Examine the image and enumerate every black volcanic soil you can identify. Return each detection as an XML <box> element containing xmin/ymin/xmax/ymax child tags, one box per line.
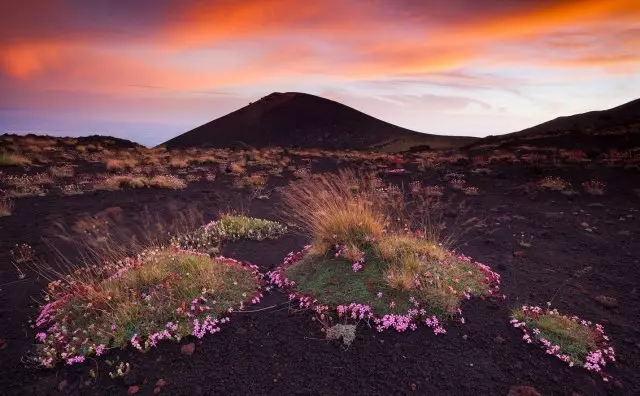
<box><xmin>1</xmin><ymin>158</ymin><xmax>640</xmax><ymax>395</ymax></box>
<box><xmin>161</xmin><ymin>92</ymin><xmax>476</xmax><ymax>151</ymax></box>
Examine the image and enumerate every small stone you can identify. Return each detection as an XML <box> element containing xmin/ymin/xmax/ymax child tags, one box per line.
<box><xmin>154</xmin><ymin>387</ymin><xmax>162</xmax><ymax>394</ymax></box>
<box><xmin>410</xmin><ymin>383</ymin><xmax>417</xmax><ymax>391</ymax></box>
<box><xmin>181</xmin><ymin>343</ymin><xmax>195</xmax><ymax>356</ymax></box>
<box><xmin>156</xmin><ymin>379</ymin><xmax>166</xmax><ymax>387</ymax></box>
<box><xmin>580</xmin><ymin>222</ymin><xmax>589</xmax><ymax>228</ymax></box>
<box><xmin>58</xmin><ymin>380</ymin><xmax>68</xmax><ymax>392</ymax></box>
<box><xmin>127</xmin><ymin>386</ymin><xmax>140</xmax><ymax>395</ymax></box>
<box><xmin>594</xmin><ymin>295</ymin><xmax>618</xmax><ymax>309</ymax></box>
<box><xmin>462</xmin><ymin>335</ymin><xmax>468</xmax><ymax>340</ymax></box>
<box><xmin>584</xmin><ymin>228</ymin><xmax>593</xmax><ymax>232</ymax></box>
<box><xmin>494</xmin><ymin>336</ymin><xmax>505</xmax><ymax>344</ymax></box>
<box><xmin>508</xmin><ymin>385</ymin><xmax>541</xmax><ymax>396</ymax></box>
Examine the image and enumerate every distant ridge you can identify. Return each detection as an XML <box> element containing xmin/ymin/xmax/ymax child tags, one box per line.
<box><xmin>467</xmin><ymin>98</ymin><xmax>640</xmax><ymax>151</ymax></box>
<box><xmin>161</xmin><ymin>92</ymin><xmax>477</xmax><ymax>152</ymax></box>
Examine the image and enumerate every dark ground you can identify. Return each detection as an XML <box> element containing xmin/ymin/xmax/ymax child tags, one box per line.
<box><xmin>1</xmin><ymin>158</ymin><xmax>639</xmax><ymax>395</ymax></box>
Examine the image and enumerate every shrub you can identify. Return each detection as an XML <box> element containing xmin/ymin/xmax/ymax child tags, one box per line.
<box><xmin>49</xmin><ymin>165</ymin><xmax>75</xmax><ymax>178</ymax></box>
<box><xmin>95</xmin><ymin>175</ymin><xmax>186</xmax><ymax>190</ymax></box>
<box><xmin>105</xmin><ymin>158</ymin><xmax>138</xmax><ymax>171</ymax></box>
<box><xmin>271</xmin><ymin>171</ymin><xmax>500</xmax><ymax>336</ymax></box>
<box><xmin>281</xmin><ymin>171</ymin><xmax>386</xmax><ymax>254</ymax></box>
<box><xmin>0</xmin><ymin>152</ymin><xmax>31</xmax><ymax>166</ymax></box>
<box><xmin>0</xmin><ymin>195</ymin><xmax>13</xmax><ymax>217</ymax></box>
<box><xmin>170</xmin><ymin>214</ymin><xmax>287</xmax><ymax>255</ymax></box>
<box><xmin>4</xmin><ymin>174</ymin><xmax>50</xmax><ymax>197</ymax></box>
<box><xmin>511</xmin><ymin>305</ymin><xmax>615</xmax><ymax>379</ymax></box>
<box><xmin>462</xmin><ymin>186</ymin><xmax>479</xmax><ymax>196</ymax></box>
<box><xmin>147</xmin><ymin>175</ymin><xmax>187</xmax><ymax>189</ymax></box>
<box><xmin>581</xmin><ymin>179</ymin><xmax>605</xmax><ymax>195</ymax></box>
<box><xmin>33</xmin><ymin>248</ymin><xmax>263</xmax><ymax>367</ymax></box>
<box><xmin>539</xmin><ymin>176</ymin><xmax>571</xmax><ymax>191</ymax></box>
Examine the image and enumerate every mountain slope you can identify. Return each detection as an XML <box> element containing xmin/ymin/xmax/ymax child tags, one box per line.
<box><xmin>161</xmin><ymin>92</ymin><xmax>476</xmax><ymax>151</ymax></box>
<box><xmin>467</xmin><ymin>98</ymin><xmax>640</xmax><ymax>151</ymax></box>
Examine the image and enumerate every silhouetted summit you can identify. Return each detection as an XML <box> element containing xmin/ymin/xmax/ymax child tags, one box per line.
<box><xmin>162</xmin><ymin>92</ymin><xmax>476</xmax><ymax>151</ymax></box>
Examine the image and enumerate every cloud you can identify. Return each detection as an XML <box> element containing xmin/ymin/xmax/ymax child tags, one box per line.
<box><xmin>0</xmin><ymin>0</ymin><xmax>638</xmax><ymax>139</ymax></box>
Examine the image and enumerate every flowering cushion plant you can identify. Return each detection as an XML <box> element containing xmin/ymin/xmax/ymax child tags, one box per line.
<box><xmin>510</xmin><ymin>305</ymin><xmax>615</xmax><ymax>380</ymax></box>
<box><xmin>268</xmin><ymin>233</ymin><xmax>501</xmax><ymax>336</ymax></box>
<box><xmin>34</xmin><ymin>248</ymin><xmax>263</xmax><ymax>368</ymax></box>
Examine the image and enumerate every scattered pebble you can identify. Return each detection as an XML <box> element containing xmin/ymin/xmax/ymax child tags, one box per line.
<box><xmin>181</xmin><ymin>343</ymin><xmax>195</xmax><ymax>356</ymax></box>
<box><xmin>508</xmin><ymin>385</ymin><xmax>541</xmax><ymax>396</ymax></box>
<box><xmin>595</xmin><ymin>295</ymin><xmax>618</xmax><ymax>309</ymax></box>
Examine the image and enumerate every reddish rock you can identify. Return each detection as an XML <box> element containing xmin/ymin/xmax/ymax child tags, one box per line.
<box><xmin>127</xmin><ymin>385</ymin><xmax>140</xmax><ymax>395</ymax></box>
<box><xmin>181</xmin><ymin>343</ymin><xmax>195</xmax><ymax>356</ymax></box>
<box><xmin>156</xmin><ymin>379</ymin><xmax>166</xmax><ymax>387</ymax></box>
<box><xmin>508</xmin><ymin>386</ymin><xmax>541</xmax><ymax>396</ymax></box>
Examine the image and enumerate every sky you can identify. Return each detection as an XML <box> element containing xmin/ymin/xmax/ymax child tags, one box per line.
<box><xmin>1</xmin><ymin>0</ymin><xmax>639</xmax><ymax>146</ymax></box>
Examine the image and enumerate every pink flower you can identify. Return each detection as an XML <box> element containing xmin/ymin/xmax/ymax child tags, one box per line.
<box><xmin>35</xmin><ymin>332</ymin><xmax>47</xmax><ymax>342</ymax></box>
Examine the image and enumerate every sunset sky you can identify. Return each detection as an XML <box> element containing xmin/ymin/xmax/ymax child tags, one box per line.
<box><xmin>1</xmin><ymin>0</ymin><xmax>639</xmax><ymax>146</ymax></box>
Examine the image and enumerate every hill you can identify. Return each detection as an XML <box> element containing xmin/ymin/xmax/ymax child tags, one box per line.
<box><xmin>161</xmin><ymin>92</ymin><xmax>477</xmax><ymax>152</ymax></box>
<box><xmin>467</xmin><ymin>98</ymin><xmax>640</xmax><ymax>152</ymax></box>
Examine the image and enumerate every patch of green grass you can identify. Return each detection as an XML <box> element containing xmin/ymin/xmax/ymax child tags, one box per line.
<box><xmin>35</xmin><ymin>249</ymin><xmax>262</xmax><ymax>367</ymax></box>
<box><xmin>285</xmin><ymin>239</ymin><xmax>493</xmax><ymax>319</ymax></box>
<box><xmin>512</xmin><ymin>308</ymin><xmax>597</xmax><ymax>365</ymax></box>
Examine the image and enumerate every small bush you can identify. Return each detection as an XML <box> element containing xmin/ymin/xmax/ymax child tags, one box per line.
<box><xmin>170</xmin><ymin>215</ymin><xmax>287</xmax><ymax>254</ymax></box>
<box><xmin>105</xmin><ymin>158</ymin><xmax>138</xmax><ymax>171</ymax></box>
<box><xmin>49</xmin><ymin>165</ymin><xmax>74</xmax><ymax>178</ymax></box>
<box><xmin>582</xmin><ymin>179</ymin><xmax>605</xmax><ymax>195</ymax></box>
<box><xmin>539</xmin><ymin>176</ymin><xmax>571</xmax><ymax>191</ymax></box>
<box><xmin>281</xmin><ymin>171</ymin><xmax>386</xmax><ymax>254</ymax></box>
<box><xmin>0</xmin><ymin>195</ymin><xmax>13</xmax><ymax>217</ymax></box>
<box><xmin>0</xmin><ymin>152</ymin><xmax>31</xmax><ymax>166</ymax></box>
<box><xmin>34</xmin><ymin>248</ymin><xmax>263</xmax><ymax>367</ymax></box>
<box><xmin>511</xmin><ymin>305</ymin><xmax>615</xmax><ymax>379</ymax></box>
<box><xmin>95</xmin><ymin>175</ymin><xmax>186</xmax><ymax>190</ymax></box>
<box><xmin>271</xmin><ymin>171</ymin><xmax>500</xmax><ymax>336</ymax></box>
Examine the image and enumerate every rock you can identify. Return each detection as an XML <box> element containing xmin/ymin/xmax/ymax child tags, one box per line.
<box><xmin>462</xmin><ymin>335</ymin><xmax>468</xmax><ymax>340</ymax></box>
<box><xmin>584</xmin><ymin>228</ymin><xmax>593</xmax><ymax>232</ymax></box>
<box><xmin>154</xmin><ymin>387</ymin><xmax>162</xmax><ymax>394</ymax></box>
<box><xmin>156</xmin><ymin>379</ymin><xmax>166</xmax><ymax>387</ymax></box>
<box><xmin>580</xmin><ymin>222</ymin><xmax>589</xmax><ymax>228</ymax></box>
<box><xmin>494</xmin><ymin>336</ymin><xmax>505</xmax><ymax>344</ymax></box>
<box><xmin>508</xmin><ymin>386</ymin><xmax>541</xmax><ymax>396</ymax></box>
<box><xmin>513</xmin><ymin>251</ymin><xmax>524</xmax><ymax>258</ymax></box>
<box><xmin>617</xmin><ymin>230</ymin><xmax>631</xmax><ymax>236</ymax></box>
<box><xmin>124</xmin><ymin>371</ymin><xmax>138</xmax><ymax>386</ymax></box>
<box><xmin>58</xmin><ymin>380</ymin><xmax>68</xmax><ymax>392</ymax></box>
<box><xmin>587</xmin><ymin>203</ymin><xmax>603</xmax><ymax>208</ymax></box>
<box><xmin>595</xmin><ymin>295</ymin><xmax>618</xmax><ymax>309</ymax></box>
<box><xmin>181</xmin><ymin>343</ymin><xmax>195</xmax><ymax>356</ymax></box>
<box><xmin>127</xmin><ymin>386</ymin><xmax>140</xmax><ymax>395</ymax></box>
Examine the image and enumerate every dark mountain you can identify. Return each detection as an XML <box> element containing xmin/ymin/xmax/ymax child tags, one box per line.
<box><xmin>161</xmin><ymin>92</ymin><xmax>477</xmax><ymax>151</ymax></box>
<box><xmin>467</xmin><ymin>98</ymin><xmax>640</xmax><ymax>152</ymax></box>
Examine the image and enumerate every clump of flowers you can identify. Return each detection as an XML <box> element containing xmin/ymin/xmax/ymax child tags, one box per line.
<box><xmin>423</xmin><ymin>185</ymin><xmax>444</xmax><ymax>197</ymax></box>
<box><xmin>33</xmin><ymin>248</ymin><xmax>263</xmax><ymax>368</ymax></box>
<box><xmin>539</xmin><ymin>176</ymin><xmax>571</xmax><ymax>191</ymax></box>
<box><xmin>170</xmin><ymin>214</ymin><xmax>287</xmax><ymax>254</ymax></box>
<box><xmin>510</xmin><ymin>305</ymin><xmax>615</xmax><ymax>380</ymax></box>
<box><xmin>462</xmin><ymin>186</ymin><xmax>479</xmax><ymax>196</ymax></box>
<box><xmin>581</xmin><ymin>179</ymin><xmax>606</xmax><ymax>195</ymax></box>
<box><xmin>268</xmin><ymin>240</ymin><xmax>501</xmax><ymax>337</ymax></box>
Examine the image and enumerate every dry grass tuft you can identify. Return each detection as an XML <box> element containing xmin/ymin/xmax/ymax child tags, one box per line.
<box><xmin>0</xmin><ymin>152</ymin><xmax>32</xmax><ymax>166</ymax></box>
<box><xmin>281</xmin><ymin>170</ymin><xmax>385</xmax><ymax>254</ymax></box>
<box><xmin>0</xmin><ymin>196</ymin><xmax>14</xmax><ymax>217</ymax></box>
